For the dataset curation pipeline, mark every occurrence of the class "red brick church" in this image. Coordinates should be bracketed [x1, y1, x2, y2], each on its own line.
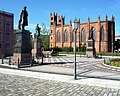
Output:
[50, 12, 115, 52]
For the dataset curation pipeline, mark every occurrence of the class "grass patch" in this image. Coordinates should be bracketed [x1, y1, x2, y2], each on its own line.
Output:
[97, 52, 120, 56]
[59, 52, 86, 55]
[105, 59, 120, 67]
[60, 52, 120, 56]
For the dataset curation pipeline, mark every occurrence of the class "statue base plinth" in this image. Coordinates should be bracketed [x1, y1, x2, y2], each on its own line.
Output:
[12, 30, 32, 67]
[12, 53, 32, 66]
[32, 38, 42, 58]
[86, 39, 96, 58]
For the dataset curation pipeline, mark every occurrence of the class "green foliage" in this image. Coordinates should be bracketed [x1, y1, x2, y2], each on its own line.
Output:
[105, 61, 120, 67]
[44, 47, 52, 51]
[40, 23, 50, 49]
[41, 23, 49, 35]
[97, 52, 120, 56]
[59, 51, 86, 55]
[105, 58, 120, 67]
[52, 46, 62, 52]
[80, 45, 86, 52]
[62, 47, 73, 52]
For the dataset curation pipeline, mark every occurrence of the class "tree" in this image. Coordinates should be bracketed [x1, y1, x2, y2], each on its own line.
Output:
[39, 23, 50, 50]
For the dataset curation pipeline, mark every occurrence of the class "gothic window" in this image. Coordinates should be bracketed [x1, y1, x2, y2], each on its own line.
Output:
[59, 20, 61, 22]
[100, 27, 104, 41]
[91, 27, 96, 41]
[81, 28, 86, 42]
[57, 31, 60, 42]
[51, 22, 53, 25]
[64, 30, 68, 42]
[51, 30, 53, 34]
[72, 32, 74, 42]
[51, 17, 53, 20]
[0, 22, 1, 30]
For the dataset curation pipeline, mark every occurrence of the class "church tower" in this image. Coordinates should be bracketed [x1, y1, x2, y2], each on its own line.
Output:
[50, 12, 57, 47]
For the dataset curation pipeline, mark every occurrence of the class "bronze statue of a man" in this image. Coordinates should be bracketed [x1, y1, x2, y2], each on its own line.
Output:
[18, 6, 28, 30]
[35, 24, 41, 37]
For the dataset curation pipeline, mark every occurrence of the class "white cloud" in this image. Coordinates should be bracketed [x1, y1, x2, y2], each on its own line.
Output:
[26, 23, 36, 32]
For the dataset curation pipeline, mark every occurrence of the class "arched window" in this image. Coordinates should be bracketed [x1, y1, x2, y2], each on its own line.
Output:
[81, 28, 86, 42]
[64, 30, 68, 42]
[100, 27, 104, 41]
[57, 31, 60, 42]
[72, 32, 74, 42]
[91, 27, 96, 40]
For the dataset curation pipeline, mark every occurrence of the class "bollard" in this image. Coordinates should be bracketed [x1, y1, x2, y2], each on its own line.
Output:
[109, 58, 111, 66]
[31, 56, 34, 66]
[101, 54, 102, 58]
[104, 58, 105, 64]
[2, 55, 4, 64]
[18, 58, 20, 68]
[42, 54, 43, 64]
[9, 57, 11, 65]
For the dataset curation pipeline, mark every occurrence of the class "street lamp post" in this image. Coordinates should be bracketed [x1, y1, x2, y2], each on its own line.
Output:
[72, 18, 79, 80]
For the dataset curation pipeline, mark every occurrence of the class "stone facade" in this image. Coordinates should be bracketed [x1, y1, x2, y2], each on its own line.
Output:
[0, 10, 14, 57]
[50, 12, 115, 52]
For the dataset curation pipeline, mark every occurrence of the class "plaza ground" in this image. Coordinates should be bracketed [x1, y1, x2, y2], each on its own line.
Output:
[0, 55, 120, 95]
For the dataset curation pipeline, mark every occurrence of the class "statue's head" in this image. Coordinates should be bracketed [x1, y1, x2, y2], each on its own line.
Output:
[37, 24, 39, 26]
[24, 6, 27, 10]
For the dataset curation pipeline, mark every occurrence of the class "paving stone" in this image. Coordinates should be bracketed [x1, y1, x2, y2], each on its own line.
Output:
[0, 73, 119, 96]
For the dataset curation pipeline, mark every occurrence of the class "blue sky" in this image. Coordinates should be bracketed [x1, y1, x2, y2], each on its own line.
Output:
[0, 0, 120, 35]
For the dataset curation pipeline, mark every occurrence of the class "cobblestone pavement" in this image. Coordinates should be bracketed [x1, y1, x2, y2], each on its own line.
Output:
[0, 73, 120, 96]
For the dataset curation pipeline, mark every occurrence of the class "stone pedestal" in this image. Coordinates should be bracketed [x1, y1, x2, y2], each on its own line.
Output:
[86, 39, 96, 58]
[32, 38, 42, 58]
[12, 30, 32, 66]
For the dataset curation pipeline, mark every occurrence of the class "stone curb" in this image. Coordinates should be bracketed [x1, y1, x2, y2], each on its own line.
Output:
[102, 63, 120, 71]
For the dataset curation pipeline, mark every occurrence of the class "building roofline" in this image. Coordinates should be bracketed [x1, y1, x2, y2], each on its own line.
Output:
[0, 10, 14, 16]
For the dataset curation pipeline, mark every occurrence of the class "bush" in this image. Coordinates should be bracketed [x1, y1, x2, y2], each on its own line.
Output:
[62, 47, 73, 52]
[52, 46, 62, 52]
[80, 45, 86, 52]
[44, 47, 52, 51]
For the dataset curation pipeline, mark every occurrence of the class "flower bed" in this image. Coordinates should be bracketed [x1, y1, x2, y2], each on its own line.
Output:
[105, 58, 120, 67]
